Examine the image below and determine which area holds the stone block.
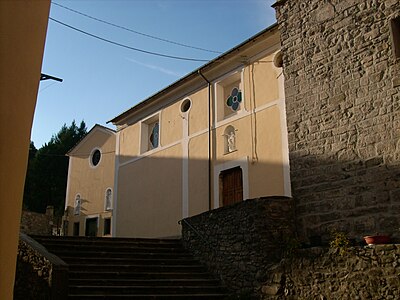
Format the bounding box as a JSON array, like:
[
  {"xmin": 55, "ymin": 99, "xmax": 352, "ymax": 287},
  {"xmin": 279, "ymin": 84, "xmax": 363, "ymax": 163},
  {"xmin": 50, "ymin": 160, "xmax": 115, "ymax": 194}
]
[
  {"xmin": 262, "ymin": 284, "xmax": 281, "ymax": 295},
  {"xmin": 392, "ymin": 77, "xmax": 400, "ymax": 88}
]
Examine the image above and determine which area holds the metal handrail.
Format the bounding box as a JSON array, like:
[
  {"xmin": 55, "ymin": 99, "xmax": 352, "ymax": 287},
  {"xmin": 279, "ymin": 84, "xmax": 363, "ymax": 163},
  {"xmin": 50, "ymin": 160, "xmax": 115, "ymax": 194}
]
[{"xmin": 178, "ymin": 218, "xmax": 218, "ymax": 253}]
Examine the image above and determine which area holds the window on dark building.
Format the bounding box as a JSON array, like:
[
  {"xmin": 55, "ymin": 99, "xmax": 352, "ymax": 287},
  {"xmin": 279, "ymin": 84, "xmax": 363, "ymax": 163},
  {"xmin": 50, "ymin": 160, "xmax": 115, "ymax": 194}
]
[{"xmin": 390, "ymin": 16, "xmax": 400, "ymax": 59}]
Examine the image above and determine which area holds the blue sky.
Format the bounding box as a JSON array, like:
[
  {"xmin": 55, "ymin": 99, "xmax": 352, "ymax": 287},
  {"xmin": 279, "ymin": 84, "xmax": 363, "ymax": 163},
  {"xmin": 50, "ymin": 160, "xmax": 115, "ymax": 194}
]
[{"xmin": 33, "ymin": 0, "xmax": 276, "ymax": 147}]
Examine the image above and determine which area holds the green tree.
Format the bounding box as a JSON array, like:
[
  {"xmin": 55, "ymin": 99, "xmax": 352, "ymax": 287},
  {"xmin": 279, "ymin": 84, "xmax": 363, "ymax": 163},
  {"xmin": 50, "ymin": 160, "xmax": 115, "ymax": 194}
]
[
  {"xmin": 23, "ymin": 120, "xmax": 87, "ymax": 217},
  {"xmin": 22, "ymin": 141, "xmax": 37, "ymax": 210}
]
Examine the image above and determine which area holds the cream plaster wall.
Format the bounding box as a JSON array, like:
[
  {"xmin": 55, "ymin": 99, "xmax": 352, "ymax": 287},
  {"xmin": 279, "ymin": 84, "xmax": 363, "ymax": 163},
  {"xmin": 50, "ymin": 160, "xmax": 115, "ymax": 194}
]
[
  {"xmin": 65, "ymin": 129, "xmax": 115, "ymax": 236},
  {"xmin": 118, "ymin": 123, "xmax": 140, "ymax": 164},
  {"xmin": 188, "ymin": 133, "xmax": 210, "ymax": 216},
  {"xmin": 188, "ymin": 88, "xmax": 209, "ymax": 136},
  {"xmin": 161, "ymin": 101, "xmax": 183, "ymax": 146},
  {"xmin": 248, "ymin": 106, "xmax": 285, "ymax": 197},
  {"xmin": 113, "ymin": 30, "xmax": 289, "ymax": 238},
  {"xmin": 243, "ymin": 52, "xmax": 282, "ymax": 109},
  {"xmin": 212, "ymin": 50, "xmax": 287, "ymax": 203},
  {"xmin": 215, "ymin": 117, "xmax": 253, "ymax": 162},
  {"xmin": 116, "ymin": 144, "xmax": 182, "ymax": 237},
  {"xmin": 0, "ymin": 1, "xmax": 50, "ymax": 298}
]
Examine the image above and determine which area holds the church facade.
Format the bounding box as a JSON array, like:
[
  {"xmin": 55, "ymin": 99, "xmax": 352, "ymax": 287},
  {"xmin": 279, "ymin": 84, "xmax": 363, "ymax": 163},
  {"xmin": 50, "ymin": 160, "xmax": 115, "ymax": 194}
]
[{"xmin": 63, "ymin": 24, "xmax": 290, "ymax": 238}]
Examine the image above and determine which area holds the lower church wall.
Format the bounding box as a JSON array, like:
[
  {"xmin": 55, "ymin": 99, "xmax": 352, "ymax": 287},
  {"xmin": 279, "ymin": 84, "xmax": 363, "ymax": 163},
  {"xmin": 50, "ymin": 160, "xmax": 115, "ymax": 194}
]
[{"xmin": 181, "ymin": 196, "xmax": 295, "ymax": 297}]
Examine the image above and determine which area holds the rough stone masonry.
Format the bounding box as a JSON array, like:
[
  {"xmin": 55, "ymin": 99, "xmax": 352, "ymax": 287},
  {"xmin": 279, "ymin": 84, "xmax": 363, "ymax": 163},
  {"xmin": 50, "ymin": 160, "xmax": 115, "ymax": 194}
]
[{"xmin": 273, "ymin": 0, "xmax": 400, "ymax": 242}]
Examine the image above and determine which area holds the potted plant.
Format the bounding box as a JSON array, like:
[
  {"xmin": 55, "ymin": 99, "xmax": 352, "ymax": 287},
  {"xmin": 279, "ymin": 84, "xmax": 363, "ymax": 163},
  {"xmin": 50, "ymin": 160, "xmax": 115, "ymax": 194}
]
[{"xmin": 363, "ymin": 234, "xmax": 391, "ymax": 245}]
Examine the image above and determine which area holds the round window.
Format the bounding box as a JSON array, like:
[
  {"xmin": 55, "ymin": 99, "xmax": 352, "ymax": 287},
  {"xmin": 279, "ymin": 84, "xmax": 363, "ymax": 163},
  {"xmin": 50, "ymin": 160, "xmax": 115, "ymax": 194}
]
[
  {"xmin": 91, "ymin": 149, "xmax": 101, "ymax": 166},
  {"xmin": 273, "ymin": 51, "xmax": 283, "ymax": 68},
  {"xmin": 181, "ymin": 99, "xmax": 191, "ymax": 113}
]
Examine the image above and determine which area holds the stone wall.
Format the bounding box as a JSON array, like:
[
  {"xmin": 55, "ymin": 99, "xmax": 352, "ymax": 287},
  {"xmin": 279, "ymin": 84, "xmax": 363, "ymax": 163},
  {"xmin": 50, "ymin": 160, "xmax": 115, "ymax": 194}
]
[
  {"xmin": 20, "ymin": 207, "xmax": 55, "ymax": 236},
  {"xmin": 14, "ymin": 234, "xmax": 68, "ymax": 300},
  {"xmin": 181, "ymin": 196, "xmax": 295, "ymax": 297},
  {"xmin": 14, "ymin": 236, "xmax": 52, "ymax": 300},
  {"xmin": 262, "ymin": 244, "xmax": 400, "ymax": 300},
  {"xmin": 274, "ymin": 0, "xmax": 400, "ymax": 242}
]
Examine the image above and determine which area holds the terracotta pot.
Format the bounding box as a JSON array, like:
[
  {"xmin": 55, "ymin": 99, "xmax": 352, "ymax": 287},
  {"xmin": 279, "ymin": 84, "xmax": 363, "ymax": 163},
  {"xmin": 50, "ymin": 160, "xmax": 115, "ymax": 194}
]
[{"xmin": 363, "ymin": 235, "xmax": 390, "ymax": 245}]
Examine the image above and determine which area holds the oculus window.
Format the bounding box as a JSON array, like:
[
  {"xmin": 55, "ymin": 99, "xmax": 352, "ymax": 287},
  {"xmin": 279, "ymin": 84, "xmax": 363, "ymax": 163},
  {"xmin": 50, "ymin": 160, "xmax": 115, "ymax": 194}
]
[
  {"xmin": 181, "ymin": 98, "xmax": 191, "ymax": 113},
  {"xmin": 90, "ymin": 149, "xmax": 101, "ymax": 167}
]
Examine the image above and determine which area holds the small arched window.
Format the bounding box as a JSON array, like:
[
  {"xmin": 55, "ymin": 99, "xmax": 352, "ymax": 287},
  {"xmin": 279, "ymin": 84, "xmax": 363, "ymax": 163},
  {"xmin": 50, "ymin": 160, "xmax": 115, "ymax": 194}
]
[
  {"xmin": 105, "ymin": 188, "xmax": 112, "ymax": 211},
  {"xmin": 74, "ymin": 194, "xmax": 81, "ymax": 215},
  {"xmin": 224, "ymin": 125, "xmax": 237, "ymax": 154}
]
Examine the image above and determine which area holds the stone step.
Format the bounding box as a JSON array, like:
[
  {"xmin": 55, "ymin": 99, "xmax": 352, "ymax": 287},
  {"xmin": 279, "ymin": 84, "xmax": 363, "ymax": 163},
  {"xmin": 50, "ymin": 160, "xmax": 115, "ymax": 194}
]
[
  {"xmin": 62, "ymin": 256, "xmax": 200, "ymax": 265},
  {"xmin": 68, "ymin": 263, "xmax": 207, "ymax": 273},
  {"xmin": 41, "ymin": 244, "xmax": 186, "ymax": 254},
  {"xmin": 31, "ymin": 235, "xmax": 181, "ymax": 246},
  {"xmin": 68, "ymin": 294, "xmax": 228, "ymax": 299},
  {"xmin": 69, "ymin": 285, "xmax": 226, "ymax": 295},
  {"xmin": 31, "ymin": 235, "xmax": 229, "ymax": 299},
  {"xmin": 48, "ymin": 250, "xmax": 192, "ymax": 259},
  {"xmin": 69, "ymin": 278, "xmax": 222, "ymax": 287},
  {"xmin": 69, "ymin": 270, "xmax": 215, "ymax": 280}
]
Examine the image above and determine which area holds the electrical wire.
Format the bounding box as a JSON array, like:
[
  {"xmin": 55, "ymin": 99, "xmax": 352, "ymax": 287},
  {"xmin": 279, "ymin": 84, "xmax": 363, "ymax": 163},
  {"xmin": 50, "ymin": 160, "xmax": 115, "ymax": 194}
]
[
  {"xmin": 34, "ymin": 150, "xmax": 116, "ymax": 158},
  {"xmin": 52, "ymin": 2, "xmax": 222, "ymax": 54},
  {"xmin": 39, "ymin": 82, "xmax": 57, "ymax": 93},
  {"xmin": 49, "ymin": 17, "xmax": 211, "ymax": 62}
]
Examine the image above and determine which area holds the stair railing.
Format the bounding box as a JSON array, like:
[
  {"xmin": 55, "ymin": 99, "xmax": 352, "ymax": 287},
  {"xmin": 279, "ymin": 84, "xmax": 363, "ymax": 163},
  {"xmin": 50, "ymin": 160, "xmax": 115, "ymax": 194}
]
[{"xmin": 178, "ymin": 218, "xmax": 219, "ymax": 255}]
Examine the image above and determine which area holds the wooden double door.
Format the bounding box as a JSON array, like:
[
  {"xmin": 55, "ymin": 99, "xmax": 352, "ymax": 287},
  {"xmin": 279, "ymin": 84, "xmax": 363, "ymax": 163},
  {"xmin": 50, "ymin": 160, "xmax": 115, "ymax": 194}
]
[{"xmin": 220, "ymin": 167, "xmax": 243, "ymax": 206}]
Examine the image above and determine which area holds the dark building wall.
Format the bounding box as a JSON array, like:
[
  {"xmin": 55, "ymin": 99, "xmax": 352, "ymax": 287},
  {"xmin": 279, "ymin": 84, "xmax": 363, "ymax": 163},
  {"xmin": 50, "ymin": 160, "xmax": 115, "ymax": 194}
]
[{"xmin": 274, "ymin": 0, "xmax": 400, "ymax": 241}]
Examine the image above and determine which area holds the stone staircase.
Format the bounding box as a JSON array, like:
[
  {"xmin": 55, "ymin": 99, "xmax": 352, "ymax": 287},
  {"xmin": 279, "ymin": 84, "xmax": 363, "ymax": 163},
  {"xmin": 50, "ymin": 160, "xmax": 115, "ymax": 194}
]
[{"xmin": 32, "ymin": 235, "xmax": 228, "ymax": 299}]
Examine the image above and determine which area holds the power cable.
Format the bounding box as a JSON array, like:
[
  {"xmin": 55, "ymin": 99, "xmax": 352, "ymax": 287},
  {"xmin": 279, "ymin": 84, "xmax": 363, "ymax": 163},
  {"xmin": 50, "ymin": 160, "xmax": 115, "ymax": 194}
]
[
  {"xmin": 39, "ymin": 82, "xmax": 57, "ymax": 93},
  {"xmin": 49, "ymin": 17, "xmax": 211, "ymax": 62},
  {"xmin": 34, "ymin": 150, "xmax": 116, "ymax": 157},
  {"xmin": 52, "ymin": 2, "xmax": 222, "ymax": 54}
]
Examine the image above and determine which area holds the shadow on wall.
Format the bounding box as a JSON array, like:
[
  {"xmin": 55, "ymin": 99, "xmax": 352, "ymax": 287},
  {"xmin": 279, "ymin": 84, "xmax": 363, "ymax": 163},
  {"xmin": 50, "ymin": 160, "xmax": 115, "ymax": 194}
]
[
  {"xmin": 115, "ymin": 152, "xmax": 400, "ymax": 241},
  {"xmin": 65, "ymin": 149, "xmax": 400, "ymax": 241},
  {"xmin": 114, "ymin": 153, "xmax": 291, "ymax": 237},
  {"xmin": 289, "ymin": 152, "xmax": 400, "ymax": 243}
]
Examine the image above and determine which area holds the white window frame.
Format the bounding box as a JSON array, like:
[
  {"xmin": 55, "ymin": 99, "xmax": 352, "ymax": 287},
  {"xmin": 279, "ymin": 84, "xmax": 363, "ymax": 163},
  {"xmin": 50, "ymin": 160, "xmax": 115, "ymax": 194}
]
[
  {"xmin": 89, "ymin": 147, "xmax": 102, "ymax": 168},
  {"xmin": 139, "ymin": 112, "xmax": 161, "ymax": 154},
  {"xmin": 213, "ymin": 157, "xmax": 249, "ymax": 209},
  {"xmin": 214, "ymin": 69, "xmax": 245, "ymax": 123}
]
